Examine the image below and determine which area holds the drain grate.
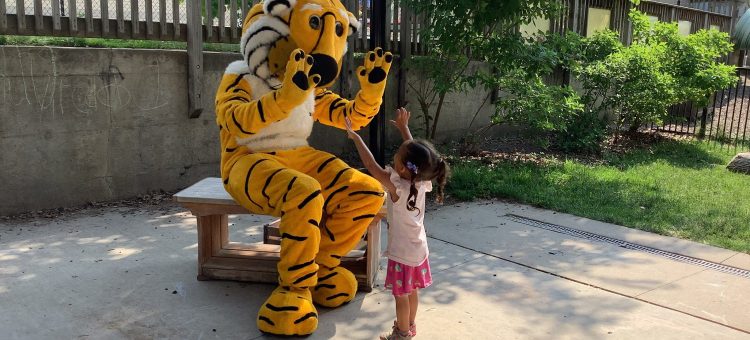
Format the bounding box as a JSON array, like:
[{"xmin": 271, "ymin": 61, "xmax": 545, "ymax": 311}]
[{"xmin": 505, "ymin": 214, "xmax": 750, "ymax": 279}]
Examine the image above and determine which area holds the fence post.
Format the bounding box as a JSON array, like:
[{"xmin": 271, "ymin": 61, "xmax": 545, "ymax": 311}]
[
  {"xmin": 337, "ymin": 0, "xmax": 355, "ymax": 99},
  {"xmin": 0, "ymin": 0, "xmax": 6, "ymax": 33},
  {"xmin": 370, "ymin": 0, "xmax": 387, "ymax": 165},
  {"xmin": 398, "ymin": 3, "xmax": 411, "ymax": 108},
  {"xmin": 187, "ymin": 0, "xmax": 204, "ymax": 118}
]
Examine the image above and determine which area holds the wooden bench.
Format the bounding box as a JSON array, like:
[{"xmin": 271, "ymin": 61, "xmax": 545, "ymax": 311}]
[{"xmin": 173, "ymin": 177, "xmax": 385, "ymax": 292}]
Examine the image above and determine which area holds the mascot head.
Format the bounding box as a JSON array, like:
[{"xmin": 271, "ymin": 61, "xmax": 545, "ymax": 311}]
[{"xmin": 240, "ymin": 0, "xmax": 361, "ymax": 89}]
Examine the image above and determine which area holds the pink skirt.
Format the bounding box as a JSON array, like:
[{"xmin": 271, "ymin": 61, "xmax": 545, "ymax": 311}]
[{"xmin": 384, "ymin": 258, "xmax": 432, "ymax": 296}]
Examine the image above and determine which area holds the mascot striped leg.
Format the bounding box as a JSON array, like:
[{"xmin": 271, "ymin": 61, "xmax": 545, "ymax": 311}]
[
  {"xmin": 224, "ymin": 148, "xmax": 384, "ymax": 335},
  {"xmin": 301, "ymin": 150, "xmax": 385, "ymax": 307},
  {"xmin": 225, "ymin": 152, "xmax": 324, "ymax": 335}
]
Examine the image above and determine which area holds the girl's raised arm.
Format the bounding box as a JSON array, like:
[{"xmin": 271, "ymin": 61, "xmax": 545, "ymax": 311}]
[{"xmin": 344, "ymin": 118, "xmax": 397, "ymax": 198}]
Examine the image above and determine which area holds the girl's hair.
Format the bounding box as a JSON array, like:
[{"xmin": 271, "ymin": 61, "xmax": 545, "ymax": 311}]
[{"xmin": 400, "ymin": 139, "xmax": 451, "ymax": 214}]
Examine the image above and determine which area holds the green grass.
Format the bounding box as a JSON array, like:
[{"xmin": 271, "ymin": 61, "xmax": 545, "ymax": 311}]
[
  {"xmin": 0, "ymin": 35, "xmax": 238, "ymax": 52},
  {"xmin": 448, "ymin": 140, "xmax": 750, "ymax": 252}
]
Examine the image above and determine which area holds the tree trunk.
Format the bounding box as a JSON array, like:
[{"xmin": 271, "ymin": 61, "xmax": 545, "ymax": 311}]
[
  {"xmin": 418, "ymin": 99, "xmax": 431, "ymax": 139},
  {"xmin": 429, "ymin": 92, "xmax": 446, "ymax": 141}
]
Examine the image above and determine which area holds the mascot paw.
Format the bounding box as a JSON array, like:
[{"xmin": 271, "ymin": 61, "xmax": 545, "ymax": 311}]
[
  {"xmin": 278, "ymin": 48, "xmax": 320, "ymax": 104},
  {"xmin": 257, "ymin": 286, "xmax": 318, "ymax": 336},
  {"xmin": 312, "ymin": 266, "xmax": 357, "ymax": 308},
  {"xmin": 357, "ymin": 47, "xmax": 393, "ymax": 86}
]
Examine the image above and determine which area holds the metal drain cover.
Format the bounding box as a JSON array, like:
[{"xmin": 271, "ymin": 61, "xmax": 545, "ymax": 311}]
[{"xmin": 505, "ymin": 214, "xmax": 750, "ymax": 279}]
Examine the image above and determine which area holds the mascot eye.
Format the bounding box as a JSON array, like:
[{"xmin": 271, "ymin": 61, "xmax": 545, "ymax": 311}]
[
  {"xmin": 335, "ymin": 21, "xmax": 344, "ymax": 37},
  {"xmin": 309, "ymin": 15, "xmax": 321, "ymax": 30}
]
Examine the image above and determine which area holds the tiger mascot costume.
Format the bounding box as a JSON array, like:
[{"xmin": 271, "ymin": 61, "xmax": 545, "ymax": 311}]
[{"xmin": 214, "ymin": 0, "xmax": 391, "ymax": 335}]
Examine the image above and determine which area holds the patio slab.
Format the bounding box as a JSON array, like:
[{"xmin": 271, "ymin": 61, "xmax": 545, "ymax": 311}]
[
  {"xmin": 1, "ymin": 199, "xmax": 748, "ymax": 339},
  {"xmin": 638, "ymin": 268, "xmax": 750, "ymax": 332},
  {"xmin": 317, "ymin": 256, "xmax": 747, "ymax": 340}
]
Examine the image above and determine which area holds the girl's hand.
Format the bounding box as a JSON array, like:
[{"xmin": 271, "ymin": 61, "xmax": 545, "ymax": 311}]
[
  {"xmin": 389, "ymin": 107, "xmax": 410, "ymax": 130},
  {"xmin": 344, "ymin": 117, "xmax": 360, "ymax": 140}
]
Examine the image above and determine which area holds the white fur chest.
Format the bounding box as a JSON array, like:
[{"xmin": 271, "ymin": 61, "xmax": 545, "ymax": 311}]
[{"xmin": 234, "ymin": 74, "xmax": 315, "ymax": 152}]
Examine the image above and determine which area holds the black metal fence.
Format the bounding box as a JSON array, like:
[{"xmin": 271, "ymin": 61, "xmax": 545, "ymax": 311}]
[{"xmin": 655, "ymin": 67, "xmax": 750, "ymax": 148}]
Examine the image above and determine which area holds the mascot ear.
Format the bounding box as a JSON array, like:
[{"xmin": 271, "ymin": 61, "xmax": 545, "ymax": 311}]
[
  {"xmin": 264, "ymin": 0, "xmax": 296, "ymax": 17},
  {"xmin": 347, "ymin": 11, "xmax": 361, "ymax": 37}
]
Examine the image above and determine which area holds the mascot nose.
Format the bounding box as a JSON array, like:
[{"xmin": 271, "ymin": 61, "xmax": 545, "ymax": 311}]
[{"xmin": 309, "ymin": 53, "xmax": 339, "ymax": 86}]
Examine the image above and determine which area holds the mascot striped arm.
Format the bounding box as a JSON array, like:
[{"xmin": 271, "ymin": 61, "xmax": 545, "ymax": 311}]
[{"xmin": 214, "ymin": 0, "xmax": 391, "ymax": 336}]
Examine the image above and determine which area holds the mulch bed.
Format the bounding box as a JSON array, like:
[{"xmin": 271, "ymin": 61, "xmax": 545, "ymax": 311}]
[{"xmin": 0, "ymin": 191, "xmax": 178, "ymax": 223}]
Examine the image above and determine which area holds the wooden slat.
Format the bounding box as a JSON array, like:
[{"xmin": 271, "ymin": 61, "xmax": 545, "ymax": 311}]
[
  {"xmin": 352, "ymin": 0, "xmax": 359, "ymax": 51},
  {"xmin": 384, "ymin": 0, "xmax": 391, "ymax": 51},
  {"xmin": 201, "ymin": 267, "xmax": 278, "ymax": 283},
  {"xmin": 400, "ymin": 3, "xmax": 410, "ymax": 56},
  {"xmin": 159, "ymin": 0, "xmax": 166, "ymax": 38},
  {"xmin": 101, "ymin": 0, "xmax": 108, "ymax": 34},
  {"xmin": 391, "ymin": 0, "xmax": 398, "ymax": 52},
  {"xmin": 172, "ymin": 0, "xmax": 178, "ymax": 38},
  {"xmin": 131, "ymin": 0, "xmax": 138, "ymax": 35},
  {"xmin": 366, "ymin": 217, "xmax": 381, "ymax": 291},
  {"xmin": 411, "ymin": 9, "xmax": 417, "ymax": 54},
  {"xmin": 68, "ymin": 0, "xmax": 77, "ymax": 33},
  {"xmin": 51, "ymin": 0, "xmax": 60, "ymax": 30},
  {"xmin": 200, "ymin": 257, "xmax": 372, "ymax": 291},
  {"xmin": 210, "ymin": 215, "xmax": 228, "ymax": 256},
  {"xmin": 398, "ymin": 3, "xmax": 410, "ymax": 106},
  {"xmin": 85, "ymin": 0, "xmax": 93, "ymax": 32},
  {"xmin": 423, "ymin": 8, "xmax": 429, "ymax": 54},
  {"xmin": 360, "ymin": 0, "xmax": 367, "ymax": 50},
  {"xmin": 196, "ymin": 215, "xmax": 214, "ymax": 279},
  {"xmin": 335, "ymin": 0, "xmax": 353, "ymax": 97},
  {"xmin": 116, "ymin": 0, "xmax": 124, "ymax": 33},
  {"xmin": 612, "ymin": 0, "xmax": 619, "ymax": 36},
  {"xmin": 187, "ymin": 0, "xmax": 204, "ymax": 118},
  {"xmin": 218, "ymin": 0, "xmax": 225, "ymax": 41},
  {"xmin": 241, "ymin": 0, "xmax": 247, "ymax": 25},
  {"xmin": 181, "ymin": 202, "xmax": 249, "ymax": 216},
  {"xmin": 0, "ymin": 14, "xmax": 185, "ymax": 39},
  {"xmin": 204, "ymin": 257, "xmax": 277, "ymax": 270},
  {"xmin": 15, "ymin": 0, "xmax": 25, "ymax": 32},
  {"xmin": 34, "ymin": 0, "xmax": 42, "ymax": 31},
  {"xmin": 229, "ymin": 0, "xmax": 237, "ymax": 39},
  {"xmin": 145, "ymin": 0, "xmax": 153, "ymax": 35},
  {"xmin": 204, "ymin": 0, "xmax": 211, "ymax": 39},
  {"xmin": 0, "ymin": 0, "xmax": 6, "ymax": 32}
]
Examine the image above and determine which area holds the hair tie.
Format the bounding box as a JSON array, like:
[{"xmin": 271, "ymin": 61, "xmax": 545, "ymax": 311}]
[{"xmin": 406, "ymin": 161, "xmax": 418, "ymax": 174}]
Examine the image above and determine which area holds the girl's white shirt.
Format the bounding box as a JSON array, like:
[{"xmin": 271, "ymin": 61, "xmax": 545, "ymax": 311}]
[{"xmin": 383, "ymin": 166, "xmax": 432, "ymax": 267}]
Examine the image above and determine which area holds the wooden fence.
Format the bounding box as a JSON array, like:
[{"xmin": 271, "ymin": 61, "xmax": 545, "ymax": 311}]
[
  {"xmin": 0, "ymin": 0, "xmax": 735, "ymax": 117},
  {"xmin": 552, "ymin": 0, "xmax": 732, "ymax": 41}
]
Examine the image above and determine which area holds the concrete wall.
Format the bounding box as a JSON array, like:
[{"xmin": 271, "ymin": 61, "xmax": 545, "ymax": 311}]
[
  {"xmin": 0, "ymin": 47, "xmax": 226, "ymax": 214},
  {"xmin": 0, "ymin": 47, "xmax": 499, "ymax": 215},
  {"xmin": 399, "ymin": 61, "xmax": 497, "ymax": 144}
]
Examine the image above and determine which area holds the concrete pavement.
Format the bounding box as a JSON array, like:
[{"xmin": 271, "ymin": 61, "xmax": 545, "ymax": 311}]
[{"xmin": 1, "ymin": 200, "xmax": 748, "ymax": 339}]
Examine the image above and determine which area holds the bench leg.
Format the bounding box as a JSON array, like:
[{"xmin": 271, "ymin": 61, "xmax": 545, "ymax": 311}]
[
  {"xmin": 364, "ymin": 217, "xmax": 382, "ymax": 292},
  {"xmin": 196, "ymin": 214, "xmax": 228, "ymax": 281}
]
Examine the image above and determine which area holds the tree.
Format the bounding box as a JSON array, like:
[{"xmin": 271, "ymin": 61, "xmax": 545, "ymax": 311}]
[
  {"xmin": 576, "ymin": 8, "xmax": 735, "ymax": 141},
  {"xmin": 496, "ymin": 3, "xmax": 736, "ymax": 149},
  {"xmin": 402, "ymin": 0, "xmax": 564, "ymax": 140}
]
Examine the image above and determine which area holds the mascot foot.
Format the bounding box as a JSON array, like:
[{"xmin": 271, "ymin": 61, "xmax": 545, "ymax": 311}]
[
  {"xmin": 257, "ymin": 286, "xmax": 318, "ymax": 336},
  {"xmin": 312, "ymin": 266, "xmax": 357, "ymax": 308}
]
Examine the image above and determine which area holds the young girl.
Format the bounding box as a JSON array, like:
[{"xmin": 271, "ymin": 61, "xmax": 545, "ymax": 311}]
[{"xmin": 344, "ymin": 108, "xmax": 449, "ymax": 340}]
